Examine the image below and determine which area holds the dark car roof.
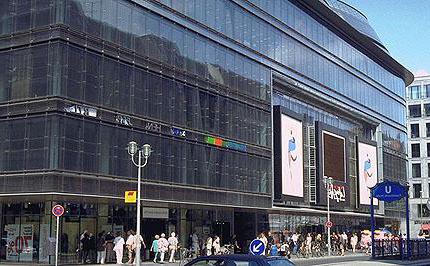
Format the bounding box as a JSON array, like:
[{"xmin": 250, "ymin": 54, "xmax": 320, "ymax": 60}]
[{"xmin": 186, "ymin": 255, "xmax": 294, "ymax": 266}]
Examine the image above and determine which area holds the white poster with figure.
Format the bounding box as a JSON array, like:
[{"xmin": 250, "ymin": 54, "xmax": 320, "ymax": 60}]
[
  {"xmin": 281, "ymin": 114, "xmax": 304, "ymax": 197},
  {"xmin": 358, "ymin": 142, "xmax": 378, "ymax": 205}
]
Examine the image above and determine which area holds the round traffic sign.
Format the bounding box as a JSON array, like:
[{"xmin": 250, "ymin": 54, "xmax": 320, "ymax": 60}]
[
  {"xmin": 52, "ymin": 204, "xmax": 65, "ymax": 217},
  {"xmin": 325, "ymin": 221, "xmax": 333, "ymax": 228},
  {"xmin": 249, "ymin": 239, "xmax": 266, "ymax": 256}
]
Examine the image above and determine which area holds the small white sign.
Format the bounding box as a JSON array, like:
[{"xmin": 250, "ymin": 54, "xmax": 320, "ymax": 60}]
[{"xmin": 142, "ymin": 208, "xmax": 169, "ymax": 219}]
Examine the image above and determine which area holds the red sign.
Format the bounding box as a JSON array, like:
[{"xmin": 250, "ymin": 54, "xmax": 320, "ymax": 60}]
[
  {"xmin": 52, "ymin": 205, "xmax": 65, "ymax": 217},
  {"xmin": 325, "ymin": 221, "xmax": 333, "ymax": 228}
]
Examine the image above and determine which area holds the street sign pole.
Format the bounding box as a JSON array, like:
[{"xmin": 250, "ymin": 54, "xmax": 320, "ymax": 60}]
[
  {"xmin": 52, "ymin": 204, "xmax": 65, "ymax": 266},
  {"xmin": 370, "ymin": 193, "xmax": 375, "ymax": 258},
  {"xmin": 55, "ymin": 215, "xmax": 59, "ymax": 266}
]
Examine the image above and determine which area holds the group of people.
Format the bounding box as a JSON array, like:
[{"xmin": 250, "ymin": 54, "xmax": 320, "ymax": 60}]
[
  {"xmin": 254, "ymin": 230, "xmax": 369, "ymax": 258},
  {"xmin": 149, "ymin": 232, "xmax": 179, "ymax": 263},
  {"xmin": 79, "ymin": 230, "xmax": 178, "ymax": 264}
]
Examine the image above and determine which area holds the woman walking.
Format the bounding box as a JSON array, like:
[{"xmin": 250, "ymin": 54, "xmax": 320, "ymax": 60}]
[
  {"xmin": 168, "ymin": 232, "xmax": 179, "ymax": 263},
  {"xmin": 158, "ymin": 233, "xmax": 169, "ymax": 263},
  {"xmin": 151, "ymin": 235, "xmax": 159, "ymax": 263}
]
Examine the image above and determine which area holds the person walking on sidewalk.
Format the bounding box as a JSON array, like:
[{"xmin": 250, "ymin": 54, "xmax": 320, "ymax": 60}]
[
  {"xmin": 151, "ymin": 235, "xmax": 160, "ymax": 263},
  {"xmin": 168, "ymin": 232, "xmax": 179, "ymax": 263},
  {"xmin": 158, "ymin": 233, "xmax": 169, "ymax": 263},
  {"xmin": 113, "ymin": 232, "xmax": 125, "ymax": 265},
  {"xmin": 96, "ymin": 232, "xmax": 106, "ymax": 264}
]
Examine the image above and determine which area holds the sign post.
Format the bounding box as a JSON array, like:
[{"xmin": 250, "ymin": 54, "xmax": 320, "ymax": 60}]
[{"xmin": 52, "ymin": 205, "xmax": 65, "ymax": 266}]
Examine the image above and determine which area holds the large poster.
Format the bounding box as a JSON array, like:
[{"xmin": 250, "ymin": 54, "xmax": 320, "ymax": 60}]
[
  {"xmin": 5, "ymin": 224, "xmax": 19, "ymax": 262},
  {"xmin": 322, "ymin": 131, "xmax": 346, "ymax": 182},
  {"xmin": 5, "ymin": 224, "xmax": 34, "ymax": 262},
  {"xmin": 281, "ymin": 114, "xmax": 304, "ymax": 197},
  {"xmin": 358, "ymin": 142, "xmax": 378, "ymax": 205}
]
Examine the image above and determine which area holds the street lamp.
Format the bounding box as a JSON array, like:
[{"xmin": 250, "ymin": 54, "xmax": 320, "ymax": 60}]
[
  {"xmin": 128, "ymin": 141, "xmax": 152, "ymax": 266},
  {"xmin": 323, "ymin": 176, "xmax": 333, "ymax": 257}
]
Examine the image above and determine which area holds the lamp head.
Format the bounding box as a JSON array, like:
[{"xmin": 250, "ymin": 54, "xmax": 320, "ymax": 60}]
[
  {"xmin": 142, "ymin": 144, "xmax": 152, "ymax": 158},
  {"xmin": 128, "ymin": 141, "xmax": 138, "ymax": 155}
]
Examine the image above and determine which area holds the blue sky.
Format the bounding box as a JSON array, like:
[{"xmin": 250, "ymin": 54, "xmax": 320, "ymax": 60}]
[{"xmin": 343, "ymin": 0, "xmax": 430, "ymax": 76}]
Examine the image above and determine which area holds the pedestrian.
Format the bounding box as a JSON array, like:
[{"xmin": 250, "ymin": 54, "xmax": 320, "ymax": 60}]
[
  {"xmin": 205, "ymin": 235, "xmax": 213, "ymax": 256},
  {"xmin": 213, "ymin": 235, "xmax": 221, "ymax": 255},
  {"xmin": 351, "ymin": 233, "xmax": 358, "ymax": 253},
  {"xmin": 126, "ymin": 230, "xmax": 135, "ymax": 264},
  {"xmin": 158, "ymin": 233, "xmax": 169, "ymax": 263},
  {"xmin": 105, "ymin": 232, "xmax": 115, "ymax": 263},
  {"xmin": 133, "ymin": 233, "xmax": 146, "ymax": 264},
  {"xmin": 168, "ymin": 232, "xmax": 178, "ymax": 262},
  {"xmin": 191, "ymin": 231, "xmax": 200, "ymax": 256},
  {"xmin": 81, "ymin": 232, "xmax": 91, "ymax": 264},
  {"xmin": 305, "ymin": 233, "xmax": 312, "ymax": 256},
  {"xmin": 89, "ymin": 233, "xmax": 97, "ymax": 263},
  {"xmin": 151, "ymin": 235, "xmax": 160, "ymax": 263},
  {"xmin": 96, "ymin": 232, "xmax": 106, "ymax": 264},
  {"xmin": 113, "ymin": 232, "xmax": 125, "ymax": 265}
]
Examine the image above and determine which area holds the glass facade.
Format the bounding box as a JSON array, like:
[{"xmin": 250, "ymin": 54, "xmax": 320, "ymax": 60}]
[
  {"xmin": 0, "ymin": 0, "xmax": 411, "ymax": 263},
  {"xmin": 159, "ymin": 0, "xmax": 406, "ymax": 124}
]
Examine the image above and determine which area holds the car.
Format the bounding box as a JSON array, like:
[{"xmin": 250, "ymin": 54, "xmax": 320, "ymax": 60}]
[{"xmin": 184, "ymin": 254, "xmax": 295, "ymax": 266}]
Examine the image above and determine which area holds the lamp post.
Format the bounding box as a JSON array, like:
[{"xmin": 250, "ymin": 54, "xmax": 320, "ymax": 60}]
[
  {"xmin": 128, "ymin": 141, "xmax": 152, "ymax": 266},
  {"xmin": 323, "ymin": 176, "xmax": 333, "ymax": 257}
]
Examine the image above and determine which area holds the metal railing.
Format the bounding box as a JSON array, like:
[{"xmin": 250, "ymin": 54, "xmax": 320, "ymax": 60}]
[{"xmin": 374, "ymin": 239, "xmax": 430, "ymax": 260}]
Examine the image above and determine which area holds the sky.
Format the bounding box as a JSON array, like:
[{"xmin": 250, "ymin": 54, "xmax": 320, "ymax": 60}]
[{"xmin": 343, "ymin": 0, "xmax": 430, "ymax": 77}]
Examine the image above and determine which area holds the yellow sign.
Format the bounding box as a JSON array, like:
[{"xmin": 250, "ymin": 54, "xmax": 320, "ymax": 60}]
[{"xmin": 125, "ymin": 191, "xmax": 137, "ymax": 203}]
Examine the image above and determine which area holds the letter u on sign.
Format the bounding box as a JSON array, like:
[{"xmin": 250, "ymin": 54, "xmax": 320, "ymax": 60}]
[{"xmin": 385, "ymin": 186, "xmax": 391, "ymax": 194}]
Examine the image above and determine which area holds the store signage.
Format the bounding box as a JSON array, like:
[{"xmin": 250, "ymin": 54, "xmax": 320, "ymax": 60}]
[
  {"xmin": 124, "ymin": 191, "xmax": 137, "ymax": 203},
  {"xmin": 64, "ymin": 104, "xmax": 97, "ymax": 117},
  {"xmin": 171, "ymin": 127, "xmax": 186, "ymax": 137},
  {"xmin": 327, "ymin": 183, "xmax": 346, "ymax": 203},
  {"xmin": 206, "ymin": 136, "xmax": 247, "ymax": 152},
  {"xmin": 145, "ymin": 122, "xmax": 162, "ymax": 133},
  {"xmin": 115, "ymin": 114, "xmax": 132, "ymax": 126},
  {"xmin": 142, "ymin": 207, "xmax": 169, "ymax": 219}
]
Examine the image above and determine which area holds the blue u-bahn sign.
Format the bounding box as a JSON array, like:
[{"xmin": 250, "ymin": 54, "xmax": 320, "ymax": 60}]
[
  {"xmin": 372, "ymin": 180, "xmax": 407, "ymax": 202},
  {"xmin": 370, "ymin": 180, "xmax": 410, "ymax": 260}
]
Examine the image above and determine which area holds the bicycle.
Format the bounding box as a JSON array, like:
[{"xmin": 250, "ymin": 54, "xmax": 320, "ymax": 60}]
[
  {"xmin": 179, "ymin": 247, "xmax": 194, "ymax": 266},
  {"xmin": 219, "ymin": 244, "xmax": 235, "ymax": 255}
]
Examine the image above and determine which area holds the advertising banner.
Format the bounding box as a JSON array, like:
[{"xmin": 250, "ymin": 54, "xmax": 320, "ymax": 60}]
[
  {"xmin": 19, "ymin": 224, "xmax": 34, "ymax": 262},
  {"xmin": 281, "ymin": 113, "xmax": 304, "ymax": 198},
  {"xmin": 358, "ymin": 142, "xmax": 378, "ymax": 205},
  {"xmin": 5, "ymin": 224, "xmax": 19, "ymax": 262}
]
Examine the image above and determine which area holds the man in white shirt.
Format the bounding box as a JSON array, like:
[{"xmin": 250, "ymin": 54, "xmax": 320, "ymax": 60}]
[{"xmin": 126, "ymin": 230, "xmax": 135, "ymax": 264}]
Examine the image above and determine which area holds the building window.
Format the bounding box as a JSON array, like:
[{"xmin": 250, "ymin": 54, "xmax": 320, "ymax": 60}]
[
  {"xmin": 412, "ymin": 163, "xmax": 421, "ymax": 178},
  {"xmin": 425, "ymin": 85, "xmax": 430, "ymax": 98},
  {"xmin": 414, "ymin": 184, "xmax": 422, "ymax": 198},
  {"xmin": 409, "ymin": 104, "xmax": 422, "ymax": 118},
  {"xmin": 424, "ymin": 104, "xmax": 430, "ymax": 116},
  {"xmin": 409, "ymin": 85, "xmax": 421, "ymax": 99},
  {"xmin": 412, "ymin": 144, "xmax": 421, "ymax": 158},
  {"xmin": 411, "ymin": 124, "xmax": 420, "ymax": 138},
  {"xmin": 428, "ymin": 144, "xmax": 430, "ymax": 157},
  {"xmin": 418, "ymin": 204, "xmax": 430, "ymax": 218}
]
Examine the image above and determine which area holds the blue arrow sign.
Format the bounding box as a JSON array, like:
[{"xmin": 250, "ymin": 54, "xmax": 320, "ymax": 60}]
[
  {"xmin": 249, "ymin": 239, "xmax": 265, "ymax": 256},
  {"xmin": 372, "ymin": 181, "xmax": 407, "ymax": 202}
]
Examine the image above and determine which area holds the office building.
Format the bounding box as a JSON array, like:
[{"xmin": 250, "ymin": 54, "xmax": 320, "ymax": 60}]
[{"xmin": 406, "ymin": 75, "xmax": 430, "ymax": 236}]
